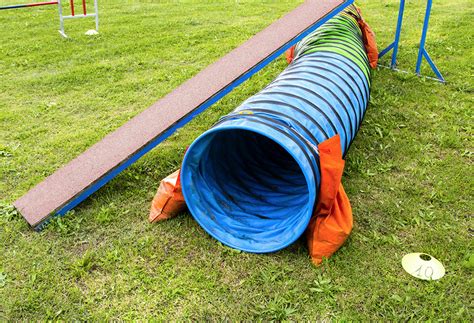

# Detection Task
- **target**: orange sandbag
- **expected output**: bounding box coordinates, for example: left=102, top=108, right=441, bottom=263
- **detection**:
left=356, top=7, right=379, bottom=69
left=149, top=169, right=186, bottom=223
left=306, top=135, right=353, bottom=265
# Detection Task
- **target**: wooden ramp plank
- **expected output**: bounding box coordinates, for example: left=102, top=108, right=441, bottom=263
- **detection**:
left=14, top=0, right=350, bottom=229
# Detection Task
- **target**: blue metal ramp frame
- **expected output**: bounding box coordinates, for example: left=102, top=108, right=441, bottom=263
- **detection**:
left=379, top=0, right=445, bottom=83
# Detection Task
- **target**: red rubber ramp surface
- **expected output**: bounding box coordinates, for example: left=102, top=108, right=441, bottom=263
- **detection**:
left=14, top=0, right=347, bottom=228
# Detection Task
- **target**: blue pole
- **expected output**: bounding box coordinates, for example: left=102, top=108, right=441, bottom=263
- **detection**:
left=415, top=0, right=445, bottom=82
left=390, top=0, right=405, bottom=68
left=378, top=0, right=405, bottom=69
left=0, top=4, right=28, bottom=9
left=416, top=0, right=432, bottom=74
left=0, top=1, right=58, bottom=10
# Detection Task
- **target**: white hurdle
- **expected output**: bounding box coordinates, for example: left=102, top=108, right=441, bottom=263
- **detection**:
left=57, top=0, right=99, bottom=38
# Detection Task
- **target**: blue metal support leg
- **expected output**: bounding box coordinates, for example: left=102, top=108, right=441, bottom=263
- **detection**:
left=415, top=0, right=445, bottom=83
left=379, top=0, right=405, bottom=69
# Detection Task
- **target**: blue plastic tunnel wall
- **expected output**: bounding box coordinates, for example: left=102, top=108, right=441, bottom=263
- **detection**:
left=181, top=7, right=371, bottom=253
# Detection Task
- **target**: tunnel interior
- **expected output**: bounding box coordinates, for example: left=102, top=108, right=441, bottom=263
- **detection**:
left=181, top=128, right=315, bottom=252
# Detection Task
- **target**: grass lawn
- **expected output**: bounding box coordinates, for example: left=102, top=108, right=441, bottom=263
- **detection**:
left=1, top=0, right=473, bottom=320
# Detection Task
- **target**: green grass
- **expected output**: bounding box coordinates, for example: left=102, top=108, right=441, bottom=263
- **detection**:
left=1, top=0, right=473, bottom=320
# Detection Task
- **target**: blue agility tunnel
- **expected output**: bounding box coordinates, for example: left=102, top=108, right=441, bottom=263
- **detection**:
left=181, top=7, right=371, bottom=253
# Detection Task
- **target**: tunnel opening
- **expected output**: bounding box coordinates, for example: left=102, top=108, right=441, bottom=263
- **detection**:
left=181, top=127, right=316, bottom=252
